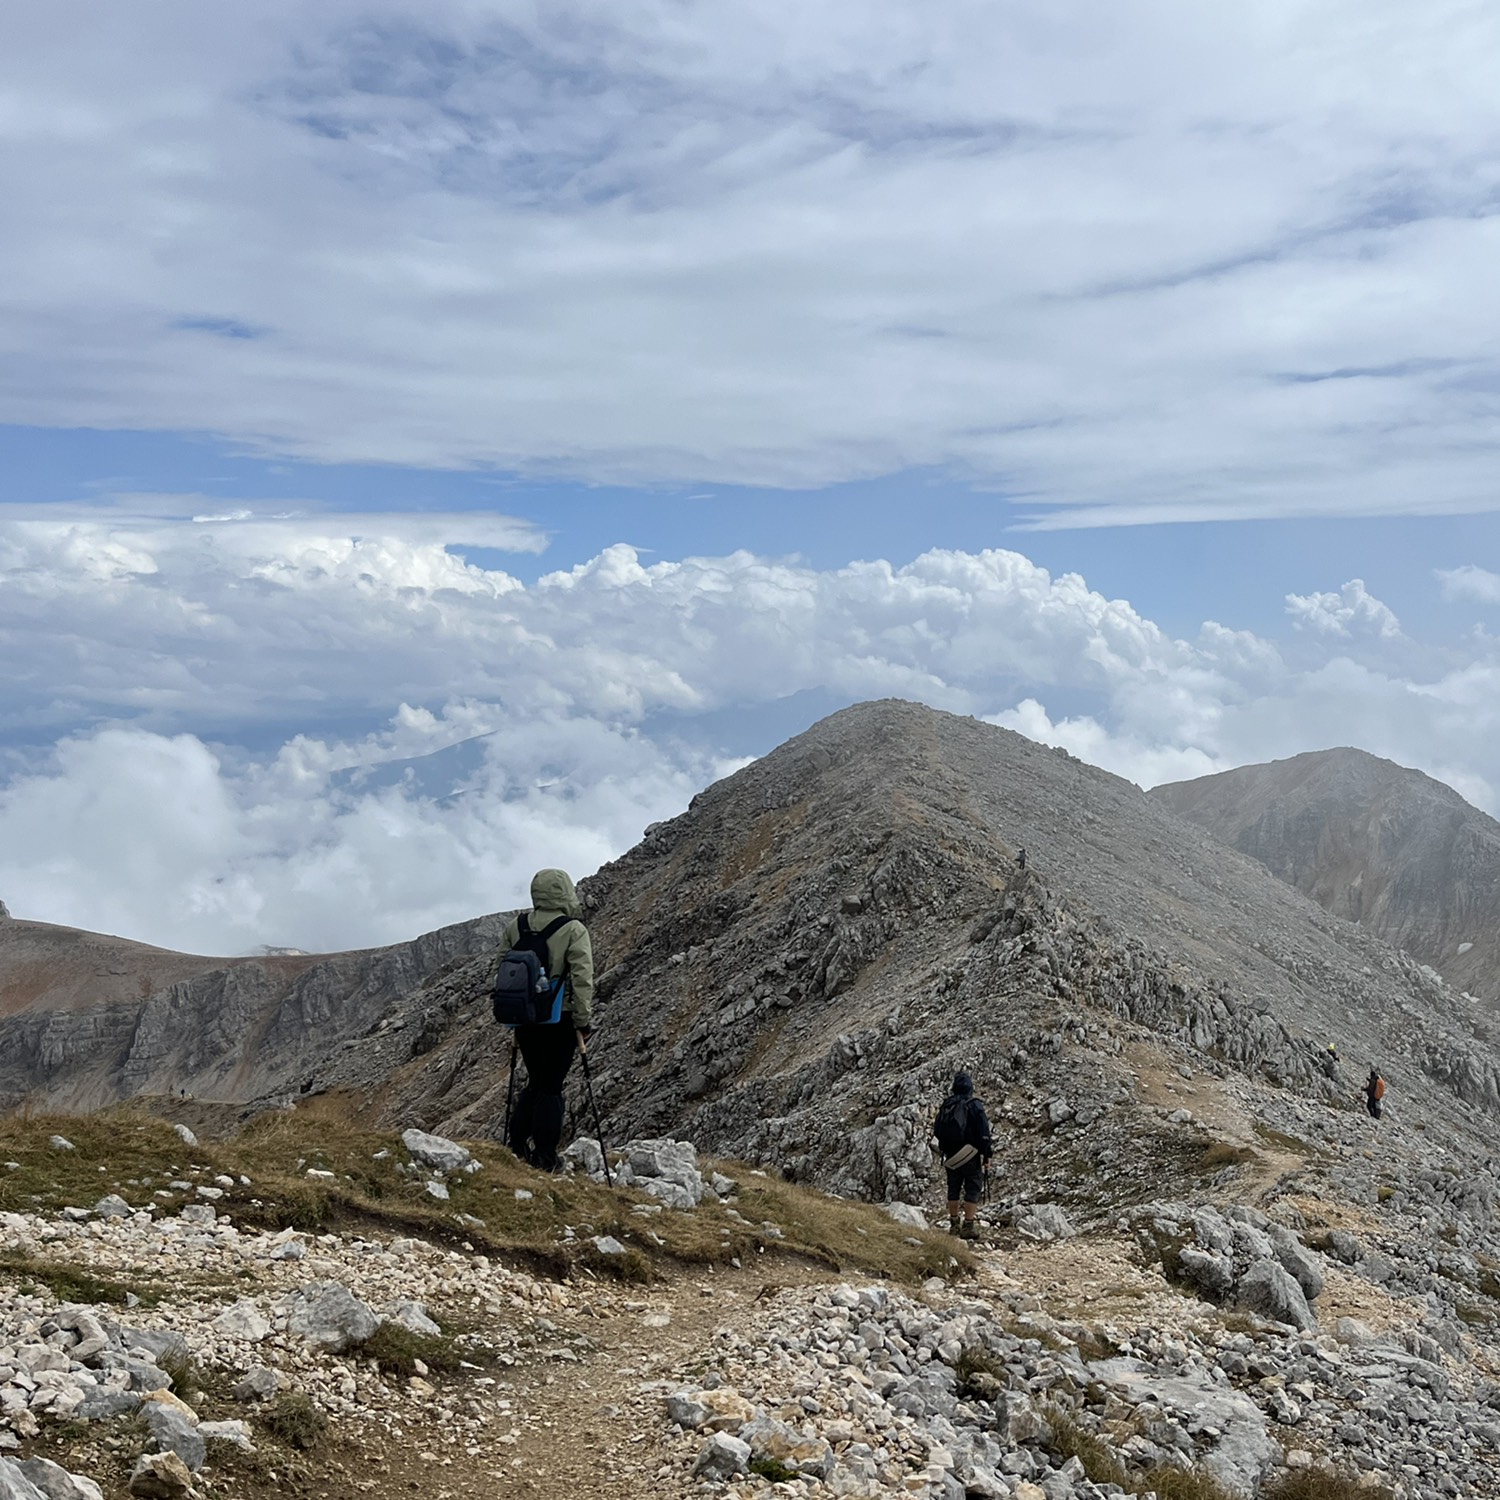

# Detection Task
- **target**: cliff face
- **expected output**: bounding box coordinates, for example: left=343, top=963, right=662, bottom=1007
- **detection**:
left=0, top=914, right=505, bottom=1110
left=288, top=701, right=1500, bottom=1209
left=1151, top=747, right=1500, bottom=1005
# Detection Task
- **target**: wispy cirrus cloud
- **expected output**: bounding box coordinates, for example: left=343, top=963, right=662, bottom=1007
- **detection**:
left=2, top=4, right=1500, bottom=520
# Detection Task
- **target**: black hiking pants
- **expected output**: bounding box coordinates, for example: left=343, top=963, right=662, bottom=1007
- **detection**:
left=945, top=1158, right=984, bottom=1204
left=508, top=1022, right=578, bottom=1169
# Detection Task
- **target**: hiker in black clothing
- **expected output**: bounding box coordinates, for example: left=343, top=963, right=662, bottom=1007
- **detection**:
left=933, top=1071, right=993, bottom=1239
left=1364, top=1068, right=1385, bottom=1121
left=1017, top=847, right=1027, bottom=871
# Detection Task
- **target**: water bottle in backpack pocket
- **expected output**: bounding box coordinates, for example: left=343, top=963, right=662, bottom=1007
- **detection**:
left=491, top=913, right=574, bottom=1026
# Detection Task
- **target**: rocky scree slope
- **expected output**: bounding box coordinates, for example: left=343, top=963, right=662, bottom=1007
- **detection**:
left=290, top=700, right=1500, bottom=1221
left=0, top=910, right=503, bottom=1112
left=3, top=1113, right=1500, bottom=1500
left=1152, top=748, right=1500, bottom=1008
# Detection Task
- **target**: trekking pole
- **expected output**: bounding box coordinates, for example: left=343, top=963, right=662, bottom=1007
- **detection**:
left=577, top=1039, right=613, bottom=1188
left=502, top=1034, right=520, bottom=1152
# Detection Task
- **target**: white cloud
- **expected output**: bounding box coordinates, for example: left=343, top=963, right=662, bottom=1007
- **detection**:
left=0, top=714, right=722, bottom=954
left=1437, top=564, right=1500, bottom=605
left=1285, top=578, right=1403, bottom=639
left=3, top=4, right=1500, bottom=519
left=7, top=513, right=1500, bottom=949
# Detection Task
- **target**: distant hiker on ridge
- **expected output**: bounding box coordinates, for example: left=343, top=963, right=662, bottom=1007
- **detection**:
left=1364, top=1068, right=1386, bottom=1121
left=1017, top=847, right=1027, bottom=871
left=933, top=1071, right=993, bottom=1239
left=496, top=869, right=595, bottom=1173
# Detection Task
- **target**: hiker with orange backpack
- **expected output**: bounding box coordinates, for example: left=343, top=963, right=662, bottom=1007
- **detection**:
left=1364, top=1068, right=1386, bottom=1120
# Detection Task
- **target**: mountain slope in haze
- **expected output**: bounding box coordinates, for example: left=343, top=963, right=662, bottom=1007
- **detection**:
left=1151, top=747, right=1500, bottom=1005
left=298, top=700, right=1500, bottom=1216
left=0, top=907, right=503, bottom=1110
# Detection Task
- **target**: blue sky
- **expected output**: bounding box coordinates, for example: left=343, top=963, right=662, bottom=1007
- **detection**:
left=3, top=1, right=1500, bottom=952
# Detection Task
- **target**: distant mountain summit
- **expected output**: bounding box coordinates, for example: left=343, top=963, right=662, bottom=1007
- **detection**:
left=1152, top=747, right=1500, bottom=1004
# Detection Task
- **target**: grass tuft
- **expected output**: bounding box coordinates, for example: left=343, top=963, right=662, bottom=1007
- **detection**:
left=156, top=1346, right=202, bottom=1403
left=360, top=1320, right=465, bottom=1378
left=0, top=1251, right=141, bottom=1307
left=257, top=1391, right=328, bottom=1451
left=1263, top=1468, right=1395, bottom=1500
left=749, top=1456, right=800, bottom=1483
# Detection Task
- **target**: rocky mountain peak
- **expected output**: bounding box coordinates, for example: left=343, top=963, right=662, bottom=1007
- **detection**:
left=1152, top=746, right=1500, bottom=1005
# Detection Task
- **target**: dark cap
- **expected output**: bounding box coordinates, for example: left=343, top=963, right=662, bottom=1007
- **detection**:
left=952, top=1071, right=973, bottom=1095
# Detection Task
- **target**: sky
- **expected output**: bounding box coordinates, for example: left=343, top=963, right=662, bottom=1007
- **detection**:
left=3, top=1, right=1500, bottom=954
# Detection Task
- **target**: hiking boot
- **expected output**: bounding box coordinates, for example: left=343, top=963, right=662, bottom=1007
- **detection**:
left=947, top=1217, right=961, bottom=1236
left=959, top=1221, right=979, bottom=1240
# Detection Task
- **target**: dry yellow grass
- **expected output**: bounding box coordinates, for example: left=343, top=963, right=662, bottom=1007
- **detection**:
left=0, top=1096, right=969, bottom=1287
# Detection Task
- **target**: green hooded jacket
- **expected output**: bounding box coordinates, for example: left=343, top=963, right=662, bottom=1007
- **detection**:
left=499, top=869, right=595, bottom=1027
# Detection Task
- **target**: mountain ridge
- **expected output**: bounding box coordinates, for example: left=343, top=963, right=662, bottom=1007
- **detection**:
left=1151, top=745, right=1500, bottom=1006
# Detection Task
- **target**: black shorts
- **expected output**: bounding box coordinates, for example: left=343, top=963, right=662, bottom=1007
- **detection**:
left=945, top=1158, right=984, bottom=1203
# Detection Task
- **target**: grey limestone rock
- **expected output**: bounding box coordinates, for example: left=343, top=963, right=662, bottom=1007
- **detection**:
left=15, top=1458, right=103, bottom=1500
left=141, top=1402, right=205, bottom=1472
left=231, top=1367, right=282, bottom=1403
left=382, top=1300, right=440, bottom=1336
left=400, top=1128, right=472, bottom=1174
left=285, top=1282, right=379, bottom=1353
left=126, top=1451, right=194, bottom=1499
left=1236, top=1259, right=1316, bottom=1331
left=0, top=1460, right=46, bottom=1500
left=1014, top=1204, right=1076, bottom=1241
left=692, top=1432, right=750, bottom=1479
left=211, top=1300, right=270, bottom=1342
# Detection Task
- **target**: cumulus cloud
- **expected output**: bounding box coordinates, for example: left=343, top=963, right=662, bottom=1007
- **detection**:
left=0, top=714, right=723, bottom=955
left=3, top=4, right=1500, bottom=519
left=6, top=511, right=1500, bottom=950
left=1285, top=579, right=1403, bottom=639
left=1437, top=564, right=1500, bottom=605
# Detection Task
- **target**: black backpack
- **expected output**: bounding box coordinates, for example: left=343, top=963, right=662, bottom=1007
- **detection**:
left=934, top=1094, right=970, bottom=1154
left=491, top=914, right=574, bottom=1026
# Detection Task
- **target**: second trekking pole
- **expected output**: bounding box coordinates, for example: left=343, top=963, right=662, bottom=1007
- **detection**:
left=502, top=1034, right=521, bottom=1153
left=577, top=1039, right=613, bottom=1187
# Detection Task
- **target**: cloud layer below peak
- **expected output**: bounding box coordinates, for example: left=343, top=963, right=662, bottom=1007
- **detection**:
left=5, top=507, right=1500, bottom=951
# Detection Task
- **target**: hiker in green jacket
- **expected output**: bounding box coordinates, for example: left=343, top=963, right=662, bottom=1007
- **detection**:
left=501, top=869, right=595, bottom=1172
